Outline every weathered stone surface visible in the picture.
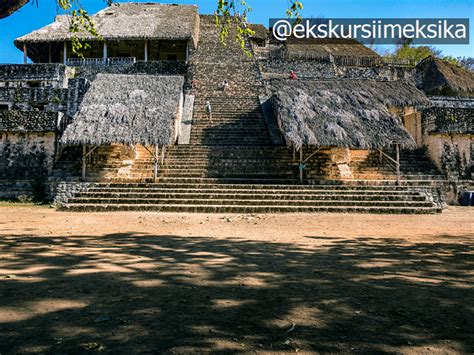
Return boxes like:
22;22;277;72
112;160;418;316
425;134;473;179
0;110;58;131
52;181;93;207
73;61;188;80
0;63;67;85
0;180;32;200
0;87;68;112
0;132;55;179
423;106;473;134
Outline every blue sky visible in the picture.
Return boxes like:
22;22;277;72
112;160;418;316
0;0;472;63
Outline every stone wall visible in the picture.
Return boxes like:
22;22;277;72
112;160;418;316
72;61;188;81
0;87;68;112
51;181;93;207
0;110;58;131
422;107;474;135
259;59;336;78
259;58;414;81
0;64;68;87
336;65;414;81
0;132;56;179
0;180;33;200
66;78;90;117
425;133;473;179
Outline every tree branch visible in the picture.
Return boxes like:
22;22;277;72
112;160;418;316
0;0;30;19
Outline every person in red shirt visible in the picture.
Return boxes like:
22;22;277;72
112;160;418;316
289;70;298;80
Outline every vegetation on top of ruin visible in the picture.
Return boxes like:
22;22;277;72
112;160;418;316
384;43;473;71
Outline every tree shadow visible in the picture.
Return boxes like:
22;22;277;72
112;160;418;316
0;232;473;353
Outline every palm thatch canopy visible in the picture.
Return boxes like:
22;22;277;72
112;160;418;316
249;24;268;40
281;37;380;59
267;79;429;149
415;56;474;97
15;3;199;47
61;74;184;147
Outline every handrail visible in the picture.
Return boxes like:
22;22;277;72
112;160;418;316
378;147;401;185
303;147;322;164
378;148;398;166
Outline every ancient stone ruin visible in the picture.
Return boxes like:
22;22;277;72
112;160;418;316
0;3;473;212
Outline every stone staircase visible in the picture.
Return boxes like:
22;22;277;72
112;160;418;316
190;96;272;146
350;148;445;181
62;182;441;213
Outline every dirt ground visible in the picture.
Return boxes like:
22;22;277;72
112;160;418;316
0;206;473;354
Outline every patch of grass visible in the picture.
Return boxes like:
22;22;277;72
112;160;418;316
0;200;50;208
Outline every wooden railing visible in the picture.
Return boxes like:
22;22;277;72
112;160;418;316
66;57;137;66
378;145;401;185
255;46;419;68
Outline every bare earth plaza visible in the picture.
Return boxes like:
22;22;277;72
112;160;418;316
0;1;473;353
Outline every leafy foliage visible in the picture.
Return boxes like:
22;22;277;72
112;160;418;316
57;0;111;56
384;43;473;71
391;44;441;64
215;0;303;57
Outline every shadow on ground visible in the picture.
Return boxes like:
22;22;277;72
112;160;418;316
0;232;473;353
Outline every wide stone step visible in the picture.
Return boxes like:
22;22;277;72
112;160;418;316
68;196;435;208
190;129;269;134
77;191;428;202
83;190;429;200
352;174;445;180
161;167;295;172
62;203;441;214
134;163;295;169
159;173;296;179
190;133;270;138
189;142;272;146
191;126;269;131
86;182;433;191
189;137;271;140
165;151;291;156
167;146;289;150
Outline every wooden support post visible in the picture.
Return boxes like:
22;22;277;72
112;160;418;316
63;42;67;65
161;146;165;165
23;44;27;64
293;147;296;161
144;41;148;62
379;149;383;164
48;43;52;63
103;42;108;64
299;147;304;183
395;143;401;186
82;145;87;181
153;146;159;182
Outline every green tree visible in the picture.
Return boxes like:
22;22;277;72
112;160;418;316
391;43;441;64
215;0;302;55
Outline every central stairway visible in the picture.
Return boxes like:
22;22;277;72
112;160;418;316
64;183;441;213
59;15;442;214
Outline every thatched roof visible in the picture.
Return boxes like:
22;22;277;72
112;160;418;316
415;56;474;97
61;74;184;147
280;37;380;59
267;79;428;149
249;24;268;40
15;3;199;47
